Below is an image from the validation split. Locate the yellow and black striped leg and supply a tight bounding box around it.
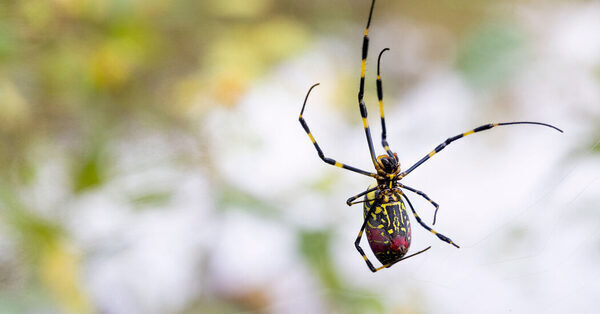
[400,121,563,178]
[376,47,394,156]
[299,83,377,178]
[354,209,380,272]
[402,194,459,248]
[346,186,379,206]
[357,0,378,166]
[383,246,432,268]
[398,183,441,225]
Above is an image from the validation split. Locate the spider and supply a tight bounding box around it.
[298,0,562,272]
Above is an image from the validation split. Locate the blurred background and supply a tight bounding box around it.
[0,0,599,313]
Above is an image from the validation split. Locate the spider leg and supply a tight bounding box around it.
[382,246,431,269]
[376,48,394,157]
[354,206,381,272]
[398,183,441,225]
[357,0,379,167]
[400,122,563,178]
[347,198,377,206]
[346,186,379,206]
[299,83,377,178]
[402,193,459,248]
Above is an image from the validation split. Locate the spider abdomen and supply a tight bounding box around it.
[363,186,412,265]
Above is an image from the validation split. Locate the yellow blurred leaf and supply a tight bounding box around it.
[0,79,31,132]
[90,45,131,89]
[89,37,146,90]
[39,240,93,314]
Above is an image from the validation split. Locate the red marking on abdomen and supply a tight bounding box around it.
[366,228,388,253]
[391,236,408,251]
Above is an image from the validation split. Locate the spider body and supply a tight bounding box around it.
[298,0,562,272]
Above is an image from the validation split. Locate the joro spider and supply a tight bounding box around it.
[298,0,562,273]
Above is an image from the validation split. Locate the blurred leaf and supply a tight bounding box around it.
[0,79,31,132]
[71,143,107,193]
[89,22,154,91]
[456,23,525,89]
[39,241,93,314]
[72,154,102,193]
[131,190,173,208]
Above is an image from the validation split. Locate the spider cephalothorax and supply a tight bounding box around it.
[375,153,400,175]
[375,153,401,188]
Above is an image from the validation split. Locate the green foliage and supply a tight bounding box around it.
[71,144,107,193]
[131,191,173,208]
